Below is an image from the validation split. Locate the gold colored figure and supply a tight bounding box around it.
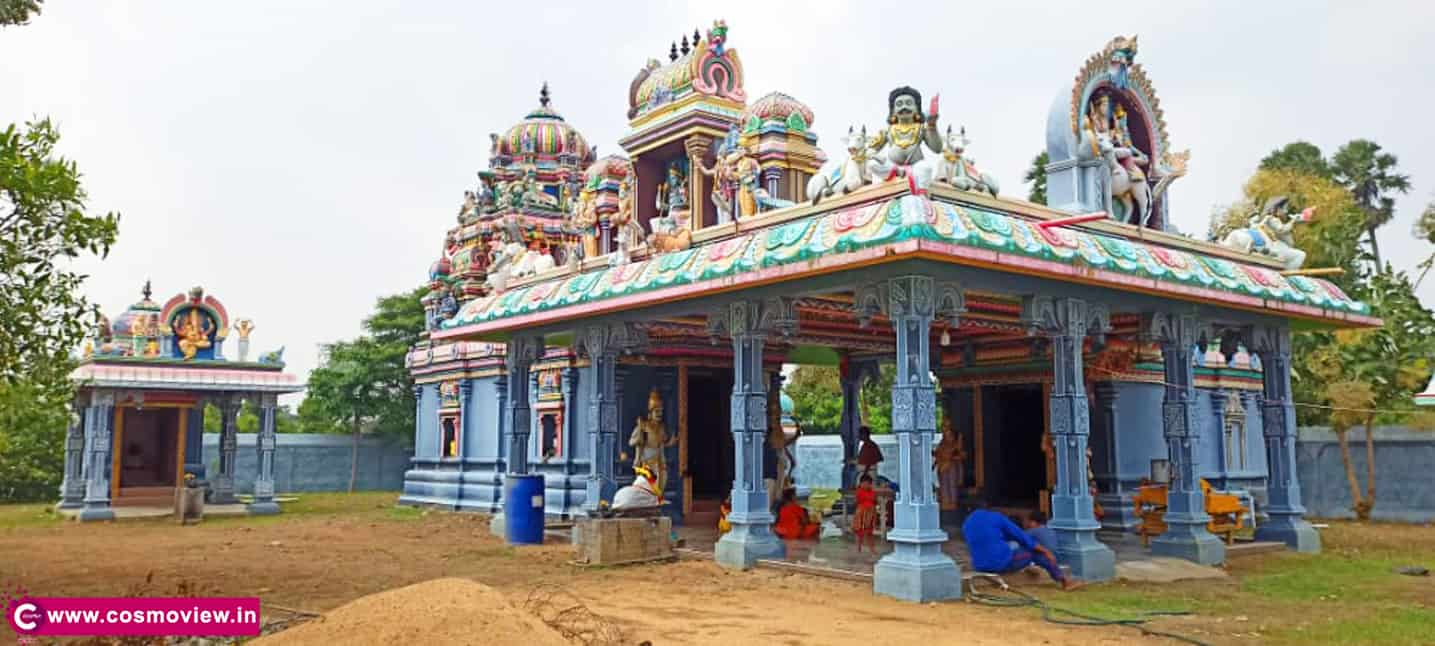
[173,309,213,360]
[627,388,677,493]
[570,188,599,260]
[735,154,761,219]
[933,416,965,511]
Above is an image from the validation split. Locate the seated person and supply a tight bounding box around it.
[773,487,819,541]
[962,509,1081,591]
[611,466,661,511]
[718,495,732,535]
[856,425,883,476]
[1021,510,1058,556]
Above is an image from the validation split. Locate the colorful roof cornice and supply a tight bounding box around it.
[436,191,1375,339]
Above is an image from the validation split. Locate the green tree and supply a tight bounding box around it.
[785,366,842,434]
[0,115,120,501]
[0,0,42,27]
[1023,151,1048,205]
[301,287,425,491]
[1259,141,1331,179]
[1331,139,1411,269]
[1411,200,1435,289]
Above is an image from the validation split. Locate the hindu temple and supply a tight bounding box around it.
[399,24,1377,601]
[61,282,301,521]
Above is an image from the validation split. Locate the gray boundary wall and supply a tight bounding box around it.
[790,429,1435,523]
[203,433,411,493]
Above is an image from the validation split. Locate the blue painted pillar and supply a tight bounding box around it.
[1250,324,1320,552]
[454,379,472,509]
[59,392,88,509]
[212,397,239,504]
[505,335,542,475]
[714,299,788,569]
[183,407,205,481]
[1025,296,1115,582]
[78,391,116,521]
[492,375,508,473]
[579,323,644,513]
[249,393,281,515]
[837,358,875,491]
[873,275,962,602]
[1090,382,1137,531]
[1145,313,1224,564]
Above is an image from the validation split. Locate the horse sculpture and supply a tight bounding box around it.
[933,126,999,197]
[806,126,874,205]
[1220,196,1313,270]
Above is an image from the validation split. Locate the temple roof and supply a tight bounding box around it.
[494,84,590,160]
[72,360,302,393]
[437,185,1375,339]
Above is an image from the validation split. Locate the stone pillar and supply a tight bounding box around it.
[492,374,508,472]
[836,357,870,491]
[870,276,962,602]
[579,323,645,513]
[59,393,89,509]
[505,335,542,475]
[78,391,116,521]
[1090,382,1136,531]
[1249,324,1320,552]
[762,167,783,202]
[1145,313,1224,564]
[684,137,710,228]
[248,393,281,515]
[711,299,792,569]
[209,397,240,504]
[1024,296,1115,582]
[1208,389,1231,486]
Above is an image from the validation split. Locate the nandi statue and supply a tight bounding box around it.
[1220,196,1314,270]
[806,126,874,205]
[934,126,999,197]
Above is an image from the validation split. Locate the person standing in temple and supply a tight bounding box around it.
[856,425,883,477]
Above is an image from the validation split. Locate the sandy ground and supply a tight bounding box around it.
[0,499,1160,645]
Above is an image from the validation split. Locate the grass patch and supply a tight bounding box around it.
[385,505,425,522]
[0,503,63,530]
[1274,607,1435,646]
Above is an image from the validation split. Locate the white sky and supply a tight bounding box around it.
[4,1,1434,405]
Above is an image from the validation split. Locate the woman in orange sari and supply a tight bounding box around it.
[773,488,819,540]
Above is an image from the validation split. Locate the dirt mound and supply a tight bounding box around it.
[252,578,570,646]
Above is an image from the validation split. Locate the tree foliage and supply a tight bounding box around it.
[785,364,900,435]
[301,287,424,491]
[0,116,120,502]
[1024,151,1048,205]
[0,0,42,27]
[1259,141,1332,179]
[1330,139,1411,269]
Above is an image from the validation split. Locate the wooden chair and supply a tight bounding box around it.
[1133,479,1248,546]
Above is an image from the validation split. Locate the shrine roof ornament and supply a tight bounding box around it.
[493,83,591,161]
[629,20,746,121]
[438,192,1374,336]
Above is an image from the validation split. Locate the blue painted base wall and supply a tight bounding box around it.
[202,433,411,493]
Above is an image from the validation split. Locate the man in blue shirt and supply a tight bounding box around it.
[962,509,1082,591]
[1022,510,1058,555]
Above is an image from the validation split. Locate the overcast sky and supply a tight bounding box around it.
[4,1,1433,404]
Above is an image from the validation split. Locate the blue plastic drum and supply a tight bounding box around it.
[503,474,546,545]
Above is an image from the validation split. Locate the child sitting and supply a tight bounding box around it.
[773,487,819,540]
[717,495,732,535]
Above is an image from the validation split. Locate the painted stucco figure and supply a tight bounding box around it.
[1220,196,1314,270]
[806,126,874,205]
[867,86,944,194]
[626,387,677,493]
[933,416,965,511]
[934,126,999,197]
[173,309,212,360]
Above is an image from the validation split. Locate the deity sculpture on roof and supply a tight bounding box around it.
[655,161,689,219]
[867,86,944,194]
[173,308,213,360]
[568,186,599,260]
[693,126,743,223]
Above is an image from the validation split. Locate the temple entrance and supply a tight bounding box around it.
[114,407,184,506]
[685,370,734,524]
[983,384,1047,508]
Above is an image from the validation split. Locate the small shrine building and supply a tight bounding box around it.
[61,283,301,521]
[401,24,1378,601]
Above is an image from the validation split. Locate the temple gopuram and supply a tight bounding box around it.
[400,24,1378,601]
[61,283,300,521]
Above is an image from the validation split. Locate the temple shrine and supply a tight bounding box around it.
[400,24,1378,601]
[61,282,301,521]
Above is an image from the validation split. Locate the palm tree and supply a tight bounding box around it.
[1332,140,1411,269]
